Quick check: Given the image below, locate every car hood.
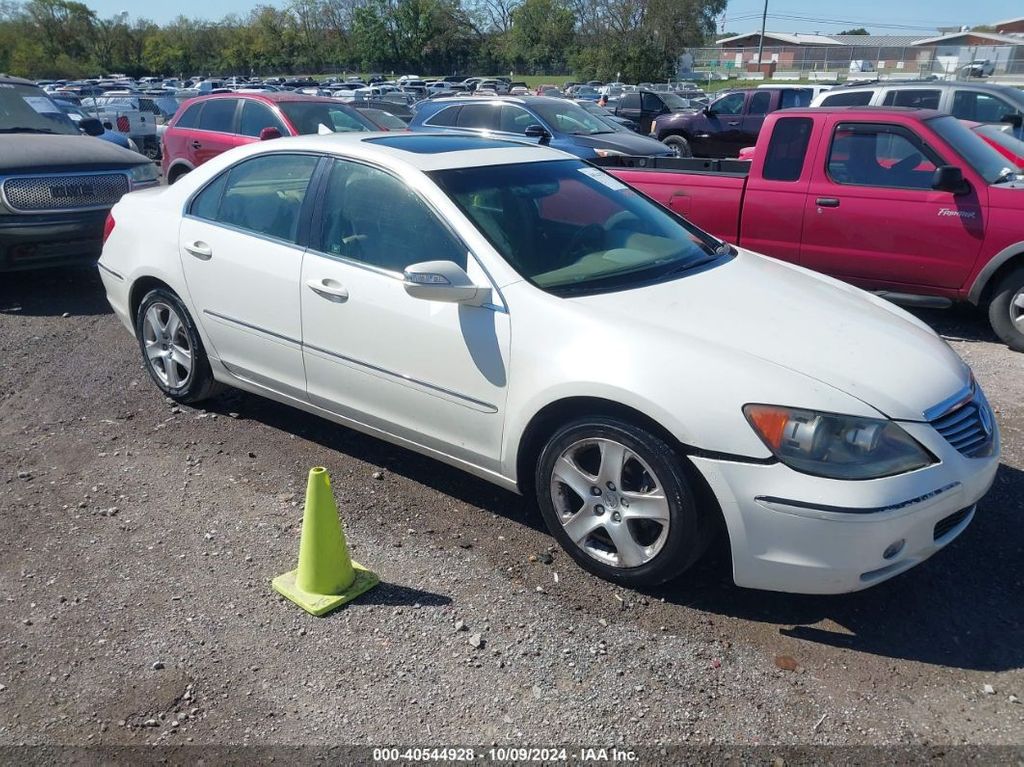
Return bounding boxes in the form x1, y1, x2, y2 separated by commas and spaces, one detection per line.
569, 249, 969, 421
0, 134, 148, 172
571, 131, 673, 156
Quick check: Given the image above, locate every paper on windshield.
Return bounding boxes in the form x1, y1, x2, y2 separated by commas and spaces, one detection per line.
23, 96, 60, 113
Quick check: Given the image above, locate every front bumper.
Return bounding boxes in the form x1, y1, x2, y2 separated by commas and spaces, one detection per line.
690, 419, 1000, 594
0, 210, 108, 271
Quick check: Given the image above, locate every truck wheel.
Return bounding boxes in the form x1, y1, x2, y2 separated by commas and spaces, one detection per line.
663, 136, 692, 158
988, 267, 1024, 352
136, 288, 223, 403
534, 416, 714, 587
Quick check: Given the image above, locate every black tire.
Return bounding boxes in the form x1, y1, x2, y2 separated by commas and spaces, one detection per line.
135, 288, 223, 403
534, 417, 714, 587
987, 267, 1024, 352
663, 135, 692, 158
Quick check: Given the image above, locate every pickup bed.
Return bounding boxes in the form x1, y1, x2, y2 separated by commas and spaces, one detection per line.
596, 107, 1024, 350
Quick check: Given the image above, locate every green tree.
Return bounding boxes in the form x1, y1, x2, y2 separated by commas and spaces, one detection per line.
506, 0, 574, 74
838, 27, 869, 35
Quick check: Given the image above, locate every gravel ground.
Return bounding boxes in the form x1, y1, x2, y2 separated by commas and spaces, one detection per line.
0, 267, 1022, 751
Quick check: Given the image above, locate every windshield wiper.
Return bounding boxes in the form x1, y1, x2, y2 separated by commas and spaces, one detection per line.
0, 127, 57, 134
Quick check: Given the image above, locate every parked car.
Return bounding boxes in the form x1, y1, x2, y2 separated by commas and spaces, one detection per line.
54, 99, 141, 152
649, 87, 818, 158
574, 100, 638, 132
972, 122, 1024, 166
99, 132, 998, 593
161, 92, 377, 184
961, 59, 995, 78
613, 90, 694, 135
595, 107, 1024, 349
409, 96, 674, 159
811, 81, 1024, 130
0, 75, 158, 271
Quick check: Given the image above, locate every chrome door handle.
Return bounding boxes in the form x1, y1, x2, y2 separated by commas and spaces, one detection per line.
727, 121, 741, 126
306, 278, 349, 302
184, 241, 212, 259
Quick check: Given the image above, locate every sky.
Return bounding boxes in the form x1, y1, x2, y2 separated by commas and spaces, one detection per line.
82, 0, 1023, 31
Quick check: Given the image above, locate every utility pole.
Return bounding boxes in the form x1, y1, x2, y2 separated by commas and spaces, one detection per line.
756, 0, 769, 72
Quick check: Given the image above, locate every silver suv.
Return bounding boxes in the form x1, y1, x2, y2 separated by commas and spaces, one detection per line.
811, 81, 1024, 129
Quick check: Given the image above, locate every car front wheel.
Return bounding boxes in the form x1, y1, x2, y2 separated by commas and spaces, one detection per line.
136, 288, 222, 403
663, 135, 692, 158
535, 417, 713, 587
987, 267, 1024, 352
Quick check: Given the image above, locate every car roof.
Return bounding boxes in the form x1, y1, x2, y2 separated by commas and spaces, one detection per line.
834, 80, 1021, 94
779, 106, 945, 119
186, 132, 573, 174
423, 95, 569, 107
184, 91, 346, 105
0, 73, 38, 87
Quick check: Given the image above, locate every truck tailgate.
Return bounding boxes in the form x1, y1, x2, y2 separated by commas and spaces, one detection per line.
607, 166, 746, 243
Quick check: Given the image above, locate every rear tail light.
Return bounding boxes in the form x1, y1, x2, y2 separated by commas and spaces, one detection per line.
116, 115, 129, 133
102, 213, 115, 244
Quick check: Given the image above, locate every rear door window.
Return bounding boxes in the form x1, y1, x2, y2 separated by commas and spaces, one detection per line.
882, 89, 941, 109
820, 91, 873, 107
456, 103, 499, 131
762, 117, 813, 181
426, 105, 461, 127
197, 99, 238, 133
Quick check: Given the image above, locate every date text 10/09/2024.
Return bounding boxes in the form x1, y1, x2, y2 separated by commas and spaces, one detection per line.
372, 747, 640, 762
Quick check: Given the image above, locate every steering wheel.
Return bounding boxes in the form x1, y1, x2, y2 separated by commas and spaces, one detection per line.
603, 210, 641, 233
566, 224, 606, 259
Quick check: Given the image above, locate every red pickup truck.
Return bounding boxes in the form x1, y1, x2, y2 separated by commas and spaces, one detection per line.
597, 107, 1024, 350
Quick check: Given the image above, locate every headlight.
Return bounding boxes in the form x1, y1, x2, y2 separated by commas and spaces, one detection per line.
129, 163, 159, 185
743, 404, 934, 480
594, 148, 624, 158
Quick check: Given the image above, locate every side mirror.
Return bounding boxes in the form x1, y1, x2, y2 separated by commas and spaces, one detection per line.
932, 165, 969, 195
259, 126, 282, 141
403, 260, 489, 305
80, 117, 105, 136
1001, 113, 1023, 129
525, 124, 551, 144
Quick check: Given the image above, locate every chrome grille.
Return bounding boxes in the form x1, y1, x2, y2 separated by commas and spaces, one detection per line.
2, 173, 129, 213
929, 390, 994, 458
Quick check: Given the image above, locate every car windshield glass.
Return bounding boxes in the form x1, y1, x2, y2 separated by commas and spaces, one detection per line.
278, 101, 373, 134
660, 93, 690, 110
431, 159, 724, 296
531, 101, 614, 135
928, 114, 1017, 183
975, 124, 1024, 160
0, 83, 79, 135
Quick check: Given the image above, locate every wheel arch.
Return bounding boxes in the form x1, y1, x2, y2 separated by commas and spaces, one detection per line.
967, 242, 1024, 306
166, 161, 194, 184
129, 276, 176, 327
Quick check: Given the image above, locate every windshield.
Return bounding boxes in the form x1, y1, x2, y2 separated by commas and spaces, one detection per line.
278, 101, 375, 134
928, 114, 1017, 183
431, 160, 724, 295
531, 101, 615, 135
660, 93, 691, 110
0, 82, 80, 135
974, 124, 1024, 166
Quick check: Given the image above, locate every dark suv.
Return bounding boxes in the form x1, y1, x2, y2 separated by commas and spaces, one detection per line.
649, 87, 816, 158
0, 75, 158, 271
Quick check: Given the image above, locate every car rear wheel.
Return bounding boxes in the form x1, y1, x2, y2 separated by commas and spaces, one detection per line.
987, 267, 1024, 352
663, 135, 692, 158
535, 417, 713, 587
136, 288, 222, 403
167, 167, 190, 185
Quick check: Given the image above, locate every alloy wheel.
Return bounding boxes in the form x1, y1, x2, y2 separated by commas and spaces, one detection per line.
142, 302, 193, 389
549, 437, 671, 568
1011, 289, 1024, 333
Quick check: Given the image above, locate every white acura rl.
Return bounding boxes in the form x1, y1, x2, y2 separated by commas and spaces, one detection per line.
98, 133, 999, 593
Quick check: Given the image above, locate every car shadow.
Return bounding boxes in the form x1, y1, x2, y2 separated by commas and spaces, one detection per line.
649, 462, 1024, 672
209, 389, 1024, 672
0, 265, 113, 317
910, 305, 1000, 345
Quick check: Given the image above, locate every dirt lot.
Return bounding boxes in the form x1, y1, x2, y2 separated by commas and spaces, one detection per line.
0, 266, 1022, 752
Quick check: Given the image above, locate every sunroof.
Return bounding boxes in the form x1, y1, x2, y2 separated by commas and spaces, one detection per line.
365, 134, 525, 154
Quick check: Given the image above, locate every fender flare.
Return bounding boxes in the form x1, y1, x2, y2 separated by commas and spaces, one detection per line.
967, 242, 1024, 304
165, 160, 195, 181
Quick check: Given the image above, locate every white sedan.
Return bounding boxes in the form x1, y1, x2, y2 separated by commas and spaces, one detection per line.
98, 133, 1000, 593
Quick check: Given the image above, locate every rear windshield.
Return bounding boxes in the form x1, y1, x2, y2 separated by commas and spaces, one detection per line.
431, 159, 725, 296
0, 82, 80, 135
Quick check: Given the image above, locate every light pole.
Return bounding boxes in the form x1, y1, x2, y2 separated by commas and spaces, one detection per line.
756, 0, 768, 73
